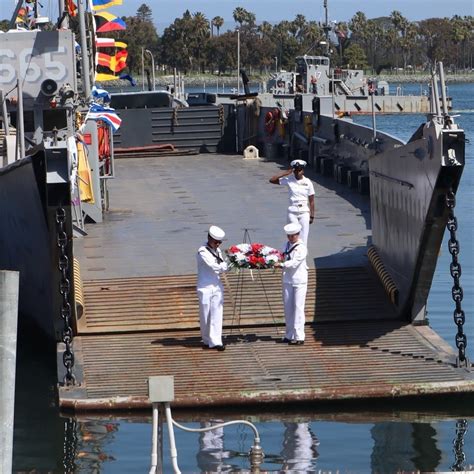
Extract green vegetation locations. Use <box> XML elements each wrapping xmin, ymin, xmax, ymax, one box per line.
<box><xmin>111</xmin><ymin>5</ymin><xmax>474</xmax><ymax>76</ymax></box>
<box><xmin>2</xmin><ymin>4</ymin><xmax>473</xmax><ymax>77</ymax></box>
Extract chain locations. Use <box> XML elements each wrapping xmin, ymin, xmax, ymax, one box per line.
<box><xmin>451</xmin><ymin>419</ymin><xmax>468</xmax><ymax>471</ymax></box>
<box><xmin>446</xmin><ymin>189</ymin><xmax>469</xmax><ymax>368</ymax></box>
<box><xmin>63</xmin><ymin>417</ymin><xmax>78</xmax><ymax>473</ymax></box>
<box><xmin>218</xmin><ymin>104</ymin><xmax>225</xmax><ymax>125</ymax></box>
<box><xmin>56</xmin><ymin>207</ymin><xmax>76</xmax><ymax>385</ymax></box>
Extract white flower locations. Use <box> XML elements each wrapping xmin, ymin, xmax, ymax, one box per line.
<box><xmin>265</xmin><ymin>254</ymin><xmax>280</xmax><ymax>264</ymax></box>
<box><xmin>237</xmin><ymin>243</ymin><xmax>251</xmax><ymax>253</ymax></box>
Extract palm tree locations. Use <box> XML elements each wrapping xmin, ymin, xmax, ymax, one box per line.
<box><xmin>233</xmin><ymin>7</ymin><xmax>247</xmax><ymax>27</ymax></box>
<box><xmin>212</xmin><ymin>16</ymin><xmax>224</xmax><ymax>36</ymax></box>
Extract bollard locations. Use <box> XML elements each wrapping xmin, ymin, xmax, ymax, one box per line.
<box><xmin>0</xmin><ymin>270</ymin><xmax>20</xmax><ymax>474</ymax></box>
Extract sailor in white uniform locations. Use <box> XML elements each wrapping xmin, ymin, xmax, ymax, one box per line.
<box><xmin>275</xmin><ymin>222</ymin><xmax>308</xmax><ymax>344</ymax></box>
<box><xmin>269</xmin><ymin>159</ymin><xmax>315</xmax><ymax>245</ymax></box>
<box><xmin>196</xmin><ymin>225</ymin><xmax>228</xmax><ymax>351</ymax></box>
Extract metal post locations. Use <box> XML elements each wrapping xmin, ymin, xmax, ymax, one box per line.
<box><xmin>274</xmin><ymin>56</ymin><xmax>278</xmax><ymax>74</ymax></box>
<box><xmin>173</xmin><ymin>68</ymin><xmax>177</xmax><ymax>96</ymax></box>
<box><xmin>77</xmin><ymin>0</ymin><xmax>91</xmax><ymax>99</ymax></box>
<box><xmin>17</xmin><ymin>79</ymin><xmax>25</xmax><ymax>159</ymax></box>
<box><xmin>145</xmin><ymin>50</ymin><xmax>155</xmax><ymax>91</ymax></box>
<box><xmin>58</xmin><ymin>0</ymin><xmax>69</xmax><ymax>29</ymax></box>
<box><xmin>9</xmin><ymin>0</ymin><xmax>24</xmax><ymax>29</ymax></box>
<box><xmin>237</xmin><ymin>28</ymin><xmax>240</xmax><ymax>95</ymax></box>
<box><xmin>0</xmin><ymin>90</ymin><xmax>10</xmax><ymax>136</ymax></box>
<box><xmin>431</xmin><ymin>69</ymin><xmax>441</xmax><ymax>117</ymax></box>
<box><xmin>371</xmin><ymin>93</ymin><xmax>376</xmax><ymax>141</ymax></box>
<box><xmin>331</xmin><ymin>71</ymin><xmax>335</xmax><ymax>119</ymax></box>
<box><xmin>438</xmin><ymin>61</ymin><xmax>449</xmax><ymax>116</ymax></box>
<box><xmin>0</xmin><ymin>271</ymin><xmax>20</xmax><ymax>474</ymax></box>
<box><xmin>141</xmin><ymin>48</ymin><xmax>145</xmax><ymax>91</ymax></box>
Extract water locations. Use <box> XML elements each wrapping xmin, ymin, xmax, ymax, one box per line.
<box><xmin>13</xmin><ymin>84</ymin><xmax>474</xmax><ymax>473</ymax></box>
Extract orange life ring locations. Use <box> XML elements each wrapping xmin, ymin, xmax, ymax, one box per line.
<box><xmin>265</xmin><ymin>110</ymin><xmax>276</xmax><ymax>135</ymax></box>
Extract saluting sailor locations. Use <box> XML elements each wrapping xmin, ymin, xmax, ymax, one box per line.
<box><xmin>196</xmin><ymin>225</ymin><xmax>228</xmax><ymax>351</ymax></box>
<box><xmin>269</xmin><ymin>159</ymin><xmax>315</xmax><ymax>245</ymax></box>
<box><xmin>275</xmin><ymin>223</ymin><xmax>308</xmax><ymax>345</ymax></box>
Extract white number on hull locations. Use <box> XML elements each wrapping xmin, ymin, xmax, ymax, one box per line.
<box><xmin>0</xmin><ymin>47</ymin><xmax>68</xmax><ymax>84</ymax></box>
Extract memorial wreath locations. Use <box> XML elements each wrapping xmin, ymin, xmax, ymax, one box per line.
<box><xmin>226</xmin><ymin>243</ymin><xmax>283</xmax><ymax>270</ymax></box>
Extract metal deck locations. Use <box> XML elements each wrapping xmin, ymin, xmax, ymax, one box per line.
<box><xmin>65</xmin><ymin>153</ymin><xmax>474</xmax><ymax>410</ymax></box>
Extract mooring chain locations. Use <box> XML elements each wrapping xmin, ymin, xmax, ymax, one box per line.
<box><xmin>56</xmin><ymin>207</ymin><xmax>76</xmax><ymax>385</ymax></box>
<box><xmin>446</xmin><ymin>189</ymin><xmax>469</xmax><ymax>368</ymax></box>
<box><xmin>451</xmin><ymin>419</ymin><xmax>468</xmax><ymax>471</ymax></box>
<box><xmin>62</xmin><ymin>417</ymin><xmax>78</xmax><ymax>473</ymax></box>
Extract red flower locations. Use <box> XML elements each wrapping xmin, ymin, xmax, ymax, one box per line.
<box><xmin>251</xmin><ymin>243</ymin><xmax>264</xmax><ymax>253</ymax></box>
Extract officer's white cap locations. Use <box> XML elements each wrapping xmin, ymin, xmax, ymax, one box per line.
<box><xmin>284</xmin><ymin>223</ymin><xmax>302</xmax><ymax>235</ymax></box>
<box><xmin>209</xmin><ymin>225</ymin><xmax>225</xmax><ymax>240</ymax></box>
<box><xmin>290</xmin><ymin>159</ymin><xmax>307</xmax><ymax>168</ymax></box>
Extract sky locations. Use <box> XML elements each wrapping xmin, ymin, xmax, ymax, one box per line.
<box><xmin>1</xmin><ymin>0</ymin><xmax>473</xmax><ymax>26</ymax></box>
<box><xmin>111</xmin><ymin>0</ymin><xmax>473</xmax><ymax>27</ymax></box>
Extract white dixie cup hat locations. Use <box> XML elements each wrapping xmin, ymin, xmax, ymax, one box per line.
<box><xmin>290</xmin><ymin>159</ymin><xmax>307</xmax><ymax>168</ymax></box>
<box><xmin>284</xmin><ymin>222</ymin><xmax>302</xmax><ymax>235</ymax></box>
<box><xmin>209</xmin><ymin>225</ymin><xmax>225</xmax><ymax>240</ymax></box>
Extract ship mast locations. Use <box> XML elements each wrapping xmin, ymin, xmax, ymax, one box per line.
<box><xmin>322</xmin><ymin>0</ymin><xmax>331</xmax><ymax>56</ymax></box>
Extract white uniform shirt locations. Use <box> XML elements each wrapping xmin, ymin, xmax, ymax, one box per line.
<box><xmin>196</xmin><ymin>244</ymin><xmax>228</xmax><ymax>288</ymax></box>
<box><xmin>282</xmin><ymin>239</ymin><xmax>308</xmax><ymax>284</ymax></box>
<box><xmin>279</xmin><ymin>175</ymin><xmax>315</xmax><ymax>213</ymax></box>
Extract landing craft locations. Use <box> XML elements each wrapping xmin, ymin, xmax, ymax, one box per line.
<box><xmin>0</xmin><ymin>0</ymin><xmax>472</xmax><ymax>416</ymax></box>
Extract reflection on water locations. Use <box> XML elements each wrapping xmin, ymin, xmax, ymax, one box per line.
<box><xmin>371</xmin><ymin>423</ymin><xmax>441</xmax><ymax>473</ymax></box>
<box><xmin>281</xmin><ymin>423</ymin><xmax>319</xmax><ymax>471</ymax></box>
<box><xmin>51</xmin><ymin>413</ymin><xmax>472</xmax><ymax>473</ymax></box>
<box><xmin>196</xmin><ymin>421</ymin><xmax>232</xmax><ymax>472</ymax></box>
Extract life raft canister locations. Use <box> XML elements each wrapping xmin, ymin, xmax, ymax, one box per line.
<box><xmin>265</xmin><ymin>108</ymin><xmax>280</xmax><ymax>135</ymax></box>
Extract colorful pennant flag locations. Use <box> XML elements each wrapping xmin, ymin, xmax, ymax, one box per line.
<box><xmin>98</xmin><ymin>51</ymin><xmax>128</xmax><ymax>73</ymax></box>
<box><xmin>119</xmin><ymin>74</ymin><xmax>137</xmax><ymax>87</ymax></box>
<box><xmin>96</xmin><ymin>37</ymin><xmax>116</xmax><ymax>48</ymax></box>
<box><xmin>95</xmin><ymin>72</ymin><xmax>118</xmax><ymax>82</ymax></box>
<box><xmin>91</xmin><ymin>0</ymin><xmax>123</xmax><ymax>11</ymax></box>
<box><xmin>86</xmin><ymin>103</ymin><xmax>122</xmax><ymax>132</ymax></box>
<box><xmin>91</xmin><ymin>85</ymin><xmax>111</xmax><ymax>102</ymax></box>
<box><xmin>94</xmin><ymin>12</ymin><xmax>126</xmax><ymax>33</ymax></box>
<box><xmin>66</xmin><ymin>0</ymin><xmax>78</xmax><ymax>17</ymax></box>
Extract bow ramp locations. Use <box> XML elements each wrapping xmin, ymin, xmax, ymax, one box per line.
<box><xmin>61</xmin><ymin>153</ymin><xmax>474</xmax><ymax>411</ymax></box>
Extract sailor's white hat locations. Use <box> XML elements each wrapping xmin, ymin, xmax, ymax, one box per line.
<box><xmin>209</xmin><ymin>225</ymin><xmax>225</xmax><ymax>240</ymax></box>
<box><xmin>290</xmin><ymin>159</ymin><xmax>307</xmax><ymax>168</ymax></box>
<box><xmin>284</xmin><ymin>222</ymin><xmax>302</xmax><ymax>235</ymax></box>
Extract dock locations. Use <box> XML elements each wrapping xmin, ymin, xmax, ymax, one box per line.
<box><xmin>61</xmin><ymin>153</ymin><xmax>474</xmax><ymax>410</ymax></box>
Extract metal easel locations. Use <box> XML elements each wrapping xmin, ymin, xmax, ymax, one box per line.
<box><xmin>226</xmin><ymin>228</ymin><xmax>282</xmax><ymax>338</ymax></box>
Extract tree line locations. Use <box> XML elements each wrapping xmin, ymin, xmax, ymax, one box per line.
<box><xmin>1</xmin><ymin>4</ymin><xmax>472</xmax><ymax>76</ymax></box>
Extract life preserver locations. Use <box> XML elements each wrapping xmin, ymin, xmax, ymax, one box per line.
<box><xmin>264</xmin><ymin>110</ymin><xmax>276</xmax><ymax>135</ymax></box>
<box><xmin>97</xmin><ymin>122</ymin><xmax>111</xmax><ymax>175</ymax></box>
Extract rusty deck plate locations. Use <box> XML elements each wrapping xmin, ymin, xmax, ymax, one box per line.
<box><xmin>60</xmin><ymin>321</ymin><xmax>474</xmax><ymax>410</ymax></box>
<box><xmin>77</xmin><ymin>267</ymin><xmax>397</xmax><ymax>334</ymax></box>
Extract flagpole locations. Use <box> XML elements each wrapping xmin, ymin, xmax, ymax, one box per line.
<box><xmin>78</xmin><ymin>0</ymin><xmax>91</xmax><ymax>98</ymax></box>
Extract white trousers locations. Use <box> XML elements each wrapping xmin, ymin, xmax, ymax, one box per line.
<box><xmin>197</xmin><ymin>285</ymin><xmax>224</xmax><ymax>347</ymax></box>
<box><xmin>283</xmin><ymin>282</ymin><xmax>307</xmax><ymax>341</ymax></box>
<box><xmin>288</xmin><ymin>211</ymin><xmax>310</xmax><ymax>245</ymax></box>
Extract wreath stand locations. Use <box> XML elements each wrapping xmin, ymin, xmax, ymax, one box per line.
<box><xmin>223</xmin><ymin>228</ymin><xmax>282</xmax><ymax>340</ymax></box>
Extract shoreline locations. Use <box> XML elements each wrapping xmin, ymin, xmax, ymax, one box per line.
<box><xmin>102</xmin><ymin>73</ymin><xmax>474</xmax><ymax>90</ymax></box>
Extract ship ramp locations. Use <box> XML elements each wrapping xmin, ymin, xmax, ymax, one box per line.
<box><xmin>61</xmin><ymin>153</ymin><xmax>474</xmax><ymax>410</ymax></box>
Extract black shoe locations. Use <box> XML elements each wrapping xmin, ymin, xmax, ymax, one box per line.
<box><xmin>289</xmin><ymin>340</ymin><xmax>304</xmax><ymax>345</ymax></box>
<box><xmin>279</xmin><ymin>338</ymin><xmax>291</xmax><ymax>343</ymax></box>
<box><xmin>214</xmin><ymin>345</ymin><xmax>226</xmax><ymax>351</ymax></box>
<box><xmin>202</xmin><ymin>343</ymin><xmax>210</xmax><ymax>349</ymax></box>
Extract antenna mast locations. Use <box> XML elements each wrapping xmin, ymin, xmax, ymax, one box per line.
<box><xmin>323</xmin><ymin>0</ymin><xmax>331</xmax><ymax>55</ymax></box>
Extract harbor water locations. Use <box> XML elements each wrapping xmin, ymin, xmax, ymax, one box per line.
<box><xmin>13</xmin><ymin>83</ymin><xmax>473</xmax><ymax>473</ymax></box>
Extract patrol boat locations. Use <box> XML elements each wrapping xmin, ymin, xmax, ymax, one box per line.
<box><xmin>256</xmin><ymin>53</ymin><xmax>444</xmax><ymax>115</ymax></box>
<box><xmin>0</xmin><ymin>3</ymin><xmax>472</xmax><ymax>411</ymax></box>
